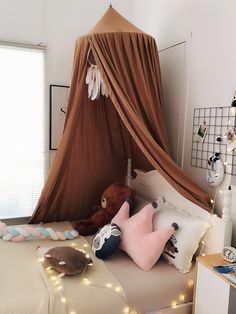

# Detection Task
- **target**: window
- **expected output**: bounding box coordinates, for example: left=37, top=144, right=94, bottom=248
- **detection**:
left=0, top=43, right=47, bottom=219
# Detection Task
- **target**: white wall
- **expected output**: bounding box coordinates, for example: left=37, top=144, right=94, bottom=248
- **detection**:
left=43, top=0, right=134, bottom=84
left=0, top=0, right=134, bottom=82
left=0, top=0, right=134, bottom=165
left=0, top=0, right=45, bottom=43
left=132, top=0, right=236, bottom=245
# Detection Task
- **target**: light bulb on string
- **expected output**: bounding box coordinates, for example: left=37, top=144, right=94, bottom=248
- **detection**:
left=188, top=279, right=194, bottom=288
left=179, top=294, right=185, bottom=302
left=171, top=301, right=177, bottom=309
left=115, top=286, right=121, bottom=292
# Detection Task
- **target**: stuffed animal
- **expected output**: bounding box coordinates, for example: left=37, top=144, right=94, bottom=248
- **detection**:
left=72, top=182, right=135, bottom=236
left=37, top=246, right=92, bottom=277
left=92, top=223, right=121, bottom=259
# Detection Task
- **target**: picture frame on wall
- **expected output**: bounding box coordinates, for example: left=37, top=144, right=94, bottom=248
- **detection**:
left=49, top=84, right=70, bottom=150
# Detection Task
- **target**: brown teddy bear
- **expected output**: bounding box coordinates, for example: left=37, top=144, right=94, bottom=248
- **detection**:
left=72, top=182, right=135, bottom=236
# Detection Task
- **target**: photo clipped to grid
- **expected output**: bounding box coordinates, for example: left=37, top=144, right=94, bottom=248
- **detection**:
left=191, top=106, right=236, bottom=176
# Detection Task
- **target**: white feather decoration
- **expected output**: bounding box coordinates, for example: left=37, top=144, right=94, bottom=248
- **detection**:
left=85, top=66, right=92, bottom=84
left=101, top=75, right=108, bottom=97
left=85, top=63, right=108, bottom=101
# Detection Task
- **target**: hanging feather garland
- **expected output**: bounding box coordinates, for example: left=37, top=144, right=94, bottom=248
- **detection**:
left=85, top=49, right=108, bottom=101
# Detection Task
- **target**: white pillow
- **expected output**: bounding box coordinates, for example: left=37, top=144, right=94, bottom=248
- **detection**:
left=153, top=201, right=210, bottom=273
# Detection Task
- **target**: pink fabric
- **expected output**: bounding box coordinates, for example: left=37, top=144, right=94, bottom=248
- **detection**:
left=25, top=227, right=41, bottom=237
left=0, top=222, right=8, bottom=236
left=11, top=235, right=25, bottom=242
left=112, top=203, right=175, bottom=271
left=56, top=231, right=66, bottom=240
left=111, top=201, right=130, bottom=225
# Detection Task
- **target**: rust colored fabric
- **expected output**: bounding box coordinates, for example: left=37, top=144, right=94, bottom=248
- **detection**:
left=29, top=7, right=210, bottom=224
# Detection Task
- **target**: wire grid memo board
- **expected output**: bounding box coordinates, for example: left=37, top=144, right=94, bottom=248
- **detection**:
left=191, top=106, right=236, bottom=175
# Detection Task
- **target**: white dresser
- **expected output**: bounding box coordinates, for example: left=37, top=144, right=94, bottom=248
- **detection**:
left=194, top=254, right=236, bottom=314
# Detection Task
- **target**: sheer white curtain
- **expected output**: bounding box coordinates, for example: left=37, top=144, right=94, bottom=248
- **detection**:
left=0, top=43, right=47, bottom=219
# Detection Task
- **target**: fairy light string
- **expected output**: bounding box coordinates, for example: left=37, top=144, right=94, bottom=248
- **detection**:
left=39, top=240, right=190, bottom=313
left=38, top=241, right=136, bottom=314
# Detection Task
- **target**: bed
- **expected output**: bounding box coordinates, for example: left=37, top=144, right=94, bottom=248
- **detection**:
left=0, top=162, right=232, bottom=314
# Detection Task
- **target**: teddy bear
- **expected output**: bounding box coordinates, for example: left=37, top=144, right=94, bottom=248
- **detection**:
left=72, top=182, right=135, bottom=236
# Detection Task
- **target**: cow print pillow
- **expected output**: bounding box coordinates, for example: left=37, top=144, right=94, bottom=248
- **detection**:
left=92, top=223, right=121, bottom=259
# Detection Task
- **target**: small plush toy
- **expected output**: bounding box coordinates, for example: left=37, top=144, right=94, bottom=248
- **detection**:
left=92, top=223, right=121, bottom=259
left=72, top=182, right=135, bottom=236
left=37, top=246, right=93, bottom=277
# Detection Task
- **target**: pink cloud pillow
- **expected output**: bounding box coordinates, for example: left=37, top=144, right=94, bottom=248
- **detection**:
left=111, top=201, right=176, bottom=271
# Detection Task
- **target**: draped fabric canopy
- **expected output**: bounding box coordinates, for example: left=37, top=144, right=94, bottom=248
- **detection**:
left=29, top=7, right=210, bottom=223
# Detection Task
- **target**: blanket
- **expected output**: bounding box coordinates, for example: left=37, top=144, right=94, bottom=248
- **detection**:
left=0, top=222, right=129, bottom=314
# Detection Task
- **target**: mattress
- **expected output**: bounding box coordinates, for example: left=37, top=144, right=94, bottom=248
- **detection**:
left=86, top=235, right=194, bottom=313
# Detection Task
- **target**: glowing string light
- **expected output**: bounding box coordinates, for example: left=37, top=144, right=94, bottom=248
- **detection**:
left=115, top=286, right=121, bottom=292
left=179, top=294, right=185, bottom=302
left=55, top=280, right=61, bottom=285
left=188, top=279, right=194, bottom=288
left=83, top=278, right=90, bottom=285
left=171, top=301, right=177, bottom=309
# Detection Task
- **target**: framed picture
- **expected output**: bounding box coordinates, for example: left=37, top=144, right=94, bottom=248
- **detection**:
left=49, top=84, right=70, bottom=150
left=196, top=121, right=208, bottom=143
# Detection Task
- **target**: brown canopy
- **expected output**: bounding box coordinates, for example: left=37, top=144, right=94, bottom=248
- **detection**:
left=29, top=7, right=210, bottom=223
